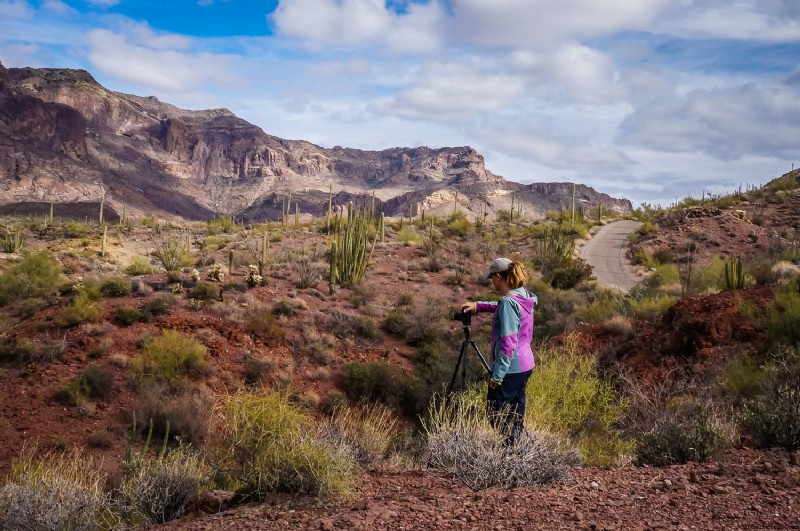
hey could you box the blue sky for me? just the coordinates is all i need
[1,0,799,206]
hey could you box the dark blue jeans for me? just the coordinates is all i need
[487,370,532,446]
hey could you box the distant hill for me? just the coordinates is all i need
[0,62,632,221]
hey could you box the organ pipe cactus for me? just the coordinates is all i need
[329,240,338,294]
[2,229,24,253]
[724,255,745,289]
[330,202,377,286]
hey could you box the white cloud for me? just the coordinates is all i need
[618,83,800,160]
[86,29,243,92]
[272,0,443,53]
[449,0,671,48]
[42,0,76,15]
[656,0,800,41]
[85,0,119,7]
[371,62,525,120]
[0,43,39,66]
[0,0,33,19]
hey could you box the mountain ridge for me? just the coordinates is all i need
[1,62,632,220]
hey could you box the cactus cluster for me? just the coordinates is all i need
[2,229,24,253]
[329,201,378,287]
[724,255,745,289]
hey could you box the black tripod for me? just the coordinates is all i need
[446,313,492,397]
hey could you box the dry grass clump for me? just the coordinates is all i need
[0,446,112,531]
[210,391,356,499]
[118,445,211,527]
[422,392,575,489]
[318,403,399,467]
[603,315,635,337]
[134,383,212,445]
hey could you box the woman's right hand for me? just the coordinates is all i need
[461,302,476,313]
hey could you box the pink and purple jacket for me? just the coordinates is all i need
[475,287,537,383]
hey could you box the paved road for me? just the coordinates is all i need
[579,220,643,293]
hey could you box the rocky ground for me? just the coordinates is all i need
[164,448,800,530]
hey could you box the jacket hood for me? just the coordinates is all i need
[507,287,537,314]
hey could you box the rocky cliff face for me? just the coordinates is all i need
[0,63,631,220]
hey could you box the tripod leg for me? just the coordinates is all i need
[468,340,492,376]
[446,339,471,396]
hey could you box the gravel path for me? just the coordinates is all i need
[164,448,800,530]
[579,220,643,293]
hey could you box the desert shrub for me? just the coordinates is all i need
[205,264,224,282]
[114,305,141,326]
[349,281,377,308]
[0,446,111,531]
[80,364,114,400]
[396,227,421,245]
[354,316,379,339]
[739,353,800,450]
[141,295,173,320]
[0,251,62,307]
[87,430,113,449]
[524,336,631,467]
[573,291,622,323]
[649,263,680,287]
[152,232,194,272]
[321,390,349,415]
[652,247,674,264]
[603,315,635,337]
[243,357,273,386]
[245,313,285,344]
[548,258,593,290]
[290,248,324,288]
[210,391,355,498]
[422,391,575,489]
[54,379,85,407]
[691,256,727,293]
[342,361,419,412]
[118,445,211,526]
[63,220,89,238]
[190,281,219,302]
[60,288,103,327]
[382,308,409,337]
[318,403,399,467]
[762,289,800,348]
[444,216,473,238]
[0,339,38,363]
[721,354,766,401]
[130,330,207,382]
[403,296,448,346]
[141,215,158,227]
[100,275,131,297]
[272,299,295,317]
[134,383,211,445]
[636,400,727,466]
[633,248,656,268]
[628,293,676,320]
[396,291,414,306]
[125,255,153,276]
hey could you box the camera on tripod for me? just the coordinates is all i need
[452,309,473,326]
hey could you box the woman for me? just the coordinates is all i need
[461,257,537,446]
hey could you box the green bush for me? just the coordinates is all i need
[350,281,377,309]
[763,289,800,348]
[0,251,62,307]
[141,295,173,320]
[63,220,89,238]
[190,281,219,302]
[649,263,680,287]
[740,354,800,450]
[130,330,207,382]
[125,255,153,276]
[354,316,378,339]
[60,289,103,327]
[245,313,285,345]
[100,276,131,297]
[548,258,593,290]
[342,361,419,412]
[722,355,766,401]
[114,305,141,326]
[636,401,726,466]
[524,336,631,467]
[395,227,421,245]
[574,291,622,323]
[628,293,676,320]
[210,391,355,497]
[80,364,114,400]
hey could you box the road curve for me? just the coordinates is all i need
[579,220,643,293]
